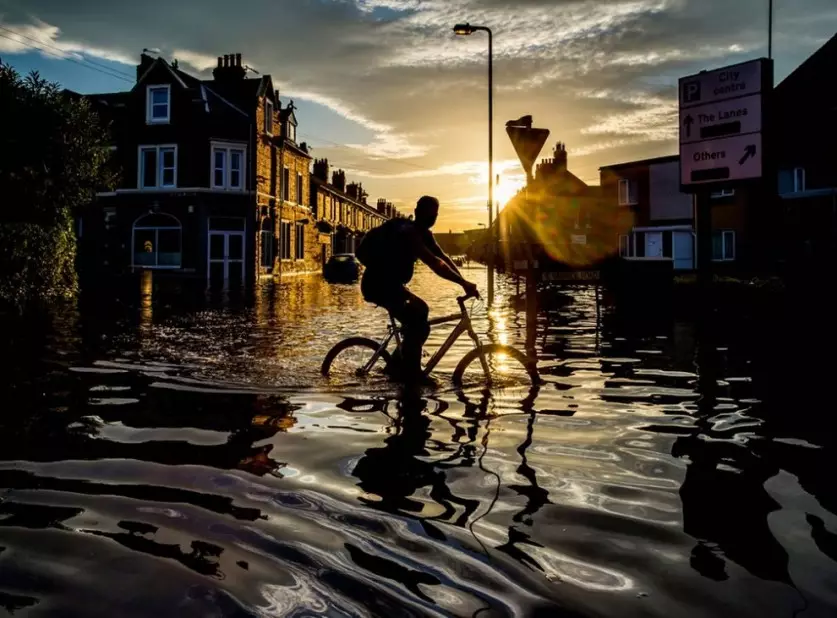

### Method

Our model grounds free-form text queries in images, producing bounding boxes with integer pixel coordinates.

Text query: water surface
[1,267,835,617]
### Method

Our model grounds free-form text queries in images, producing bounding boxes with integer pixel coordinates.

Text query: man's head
[415,196,440,229]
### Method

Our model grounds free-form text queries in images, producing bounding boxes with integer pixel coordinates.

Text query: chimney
[331,169,346,192]
[346,182,359,201]
[213,52,246,81]
[313,158,329,182]
[554,141,567,171]
[376,198,387,214]
[137,52,155,82]
[358,183,368,205]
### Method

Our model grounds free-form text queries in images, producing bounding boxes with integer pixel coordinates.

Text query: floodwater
[1,266,836,617]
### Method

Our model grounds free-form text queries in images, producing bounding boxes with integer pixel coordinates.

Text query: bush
[0,59,114,312]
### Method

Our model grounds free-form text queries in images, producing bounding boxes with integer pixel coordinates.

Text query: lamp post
[453,22,494,305]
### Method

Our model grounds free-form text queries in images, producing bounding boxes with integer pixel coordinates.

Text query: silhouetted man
[359,196,478,380]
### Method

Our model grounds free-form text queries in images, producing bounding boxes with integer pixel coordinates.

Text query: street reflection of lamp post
[453,22,494,305]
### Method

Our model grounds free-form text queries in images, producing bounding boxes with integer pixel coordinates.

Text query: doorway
[208,231,245,288]
[645,231,664,259]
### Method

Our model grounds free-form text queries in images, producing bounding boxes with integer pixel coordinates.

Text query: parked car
[323,254,361,283]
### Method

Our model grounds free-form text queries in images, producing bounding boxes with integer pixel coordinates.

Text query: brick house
[600,154,768,272]
[495,142,611,270]
[80,52,317,287]
[773,32,837,269]
[309,158,389,263]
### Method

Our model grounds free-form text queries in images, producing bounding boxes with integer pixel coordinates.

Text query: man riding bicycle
[356,196,479,381]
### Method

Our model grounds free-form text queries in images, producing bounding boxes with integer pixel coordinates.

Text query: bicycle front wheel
[321,337,392,381]
[452,344,538,388]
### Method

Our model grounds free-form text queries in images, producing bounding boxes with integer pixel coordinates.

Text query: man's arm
[412,232,476,293]
[425,233,463,277]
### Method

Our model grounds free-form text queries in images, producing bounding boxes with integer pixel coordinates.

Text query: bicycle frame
[359,296,488,378]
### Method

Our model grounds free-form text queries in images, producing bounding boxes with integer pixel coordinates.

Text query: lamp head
[453,23,475,35]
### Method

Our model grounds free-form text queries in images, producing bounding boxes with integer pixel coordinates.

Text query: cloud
[2,0,835,229]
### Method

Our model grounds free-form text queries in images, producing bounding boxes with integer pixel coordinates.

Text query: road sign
[679,94,762,144]
[506,126,550,180]
[679,58,771,191]
[680,59,764,108]
[680,134,762,186]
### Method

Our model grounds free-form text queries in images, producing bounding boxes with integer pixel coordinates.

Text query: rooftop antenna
[142,48,161,56]
[244,65,260,75]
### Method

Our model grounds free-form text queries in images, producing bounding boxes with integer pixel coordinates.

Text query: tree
[0,59,114,312]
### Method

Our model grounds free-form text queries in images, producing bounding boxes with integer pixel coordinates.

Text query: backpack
[355,219,402,267]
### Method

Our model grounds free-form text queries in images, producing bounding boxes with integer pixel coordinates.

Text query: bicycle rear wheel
[452,344,538,388]
[321,337,392,381]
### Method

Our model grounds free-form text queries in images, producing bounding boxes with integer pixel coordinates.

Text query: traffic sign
[680,133,762,186]
[680,59,764,108]
[679,94,762,144]
[679,58,771,192]
[506,126,550,180]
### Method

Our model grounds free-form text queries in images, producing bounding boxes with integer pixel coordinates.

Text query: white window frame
[132,213,182,269]
[138,144,178,189]
[210,142,247,191]
[793,167,806,193]
[264,100,274,135]
[279,220,292,260]
[295,222,305,261]
[286,121,296,143]
[618,178,637,206]
[618,234,631,257]
[710,188,735,199]
[712,230,736,262]
[146,85,171,125]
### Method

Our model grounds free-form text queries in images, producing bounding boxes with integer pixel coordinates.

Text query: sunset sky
[2,0,836,231]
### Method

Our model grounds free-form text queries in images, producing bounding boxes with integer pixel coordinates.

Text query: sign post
[679,58,773,288]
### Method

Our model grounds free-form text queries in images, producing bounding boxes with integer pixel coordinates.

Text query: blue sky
[2,0,835,230]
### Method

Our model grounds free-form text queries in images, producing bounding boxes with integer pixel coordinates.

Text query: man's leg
[386,288,430,380]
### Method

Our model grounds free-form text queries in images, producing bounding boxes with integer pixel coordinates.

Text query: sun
[495,175,525,208]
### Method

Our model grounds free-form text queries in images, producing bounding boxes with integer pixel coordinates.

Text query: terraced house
[80,52,320,287]
[309,158,391,263]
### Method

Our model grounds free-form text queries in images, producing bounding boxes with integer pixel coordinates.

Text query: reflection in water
[0,267,836,617]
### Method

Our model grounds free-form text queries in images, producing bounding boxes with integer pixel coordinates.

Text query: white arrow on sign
[679,94,762,145]
[680,133,762,186]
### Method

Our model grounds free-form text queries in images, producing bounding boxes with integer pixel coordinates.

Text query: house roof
[599,154,679,171]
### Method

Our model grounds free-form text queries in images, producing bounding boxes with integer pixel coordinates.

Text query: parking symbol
[683,80,701,104]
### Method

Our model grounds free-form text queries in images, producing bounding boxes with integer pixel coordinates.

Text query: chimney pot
[217,56,223,68]
[235,53,242,66]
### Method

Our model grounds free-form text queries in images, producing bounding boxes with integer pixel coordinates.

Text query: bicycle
[321,293,539,387]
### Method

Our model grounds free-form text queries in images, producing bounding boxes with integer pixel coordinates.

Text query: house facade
[80,52,322,287]
[773,32,837,270]
[309,159,390,261]
[495,142,616,270]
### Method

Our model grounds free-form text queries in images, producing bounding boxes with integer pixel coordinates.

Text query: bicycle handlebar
[456,290,481,307]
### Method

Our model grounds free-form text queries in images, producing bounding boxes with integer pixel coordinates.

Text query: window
[330,197,336,220]
[279,221,292,259]
[282,167,290,201]
[264,100,274,135]
[139,145,177,188]
[618,179,638,205]
[297,172,303,205]
[286,121,296,142]
[260,219,273,268]
[793,167,806,193]
[146,85,170,124]
[295,222,305,260]
[211,143,246,190]
[711,188,735,199]
[619,234,631,257]
[712,230,735,262]
[133,213,181,268]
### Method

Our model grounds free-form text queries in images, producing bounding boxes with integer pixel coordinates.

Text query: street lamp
[453,22,494,304]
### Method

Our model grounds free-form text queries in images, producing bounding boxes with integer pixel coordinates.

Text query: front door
[208,231,245,288]
[645,231,664,259]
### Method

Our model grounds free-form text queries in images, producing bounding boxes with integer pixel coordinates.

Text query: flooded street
[1,266,836,617]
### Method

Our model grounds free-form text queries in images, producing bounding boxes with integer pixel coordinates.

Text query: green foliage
[0,59,114,311]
